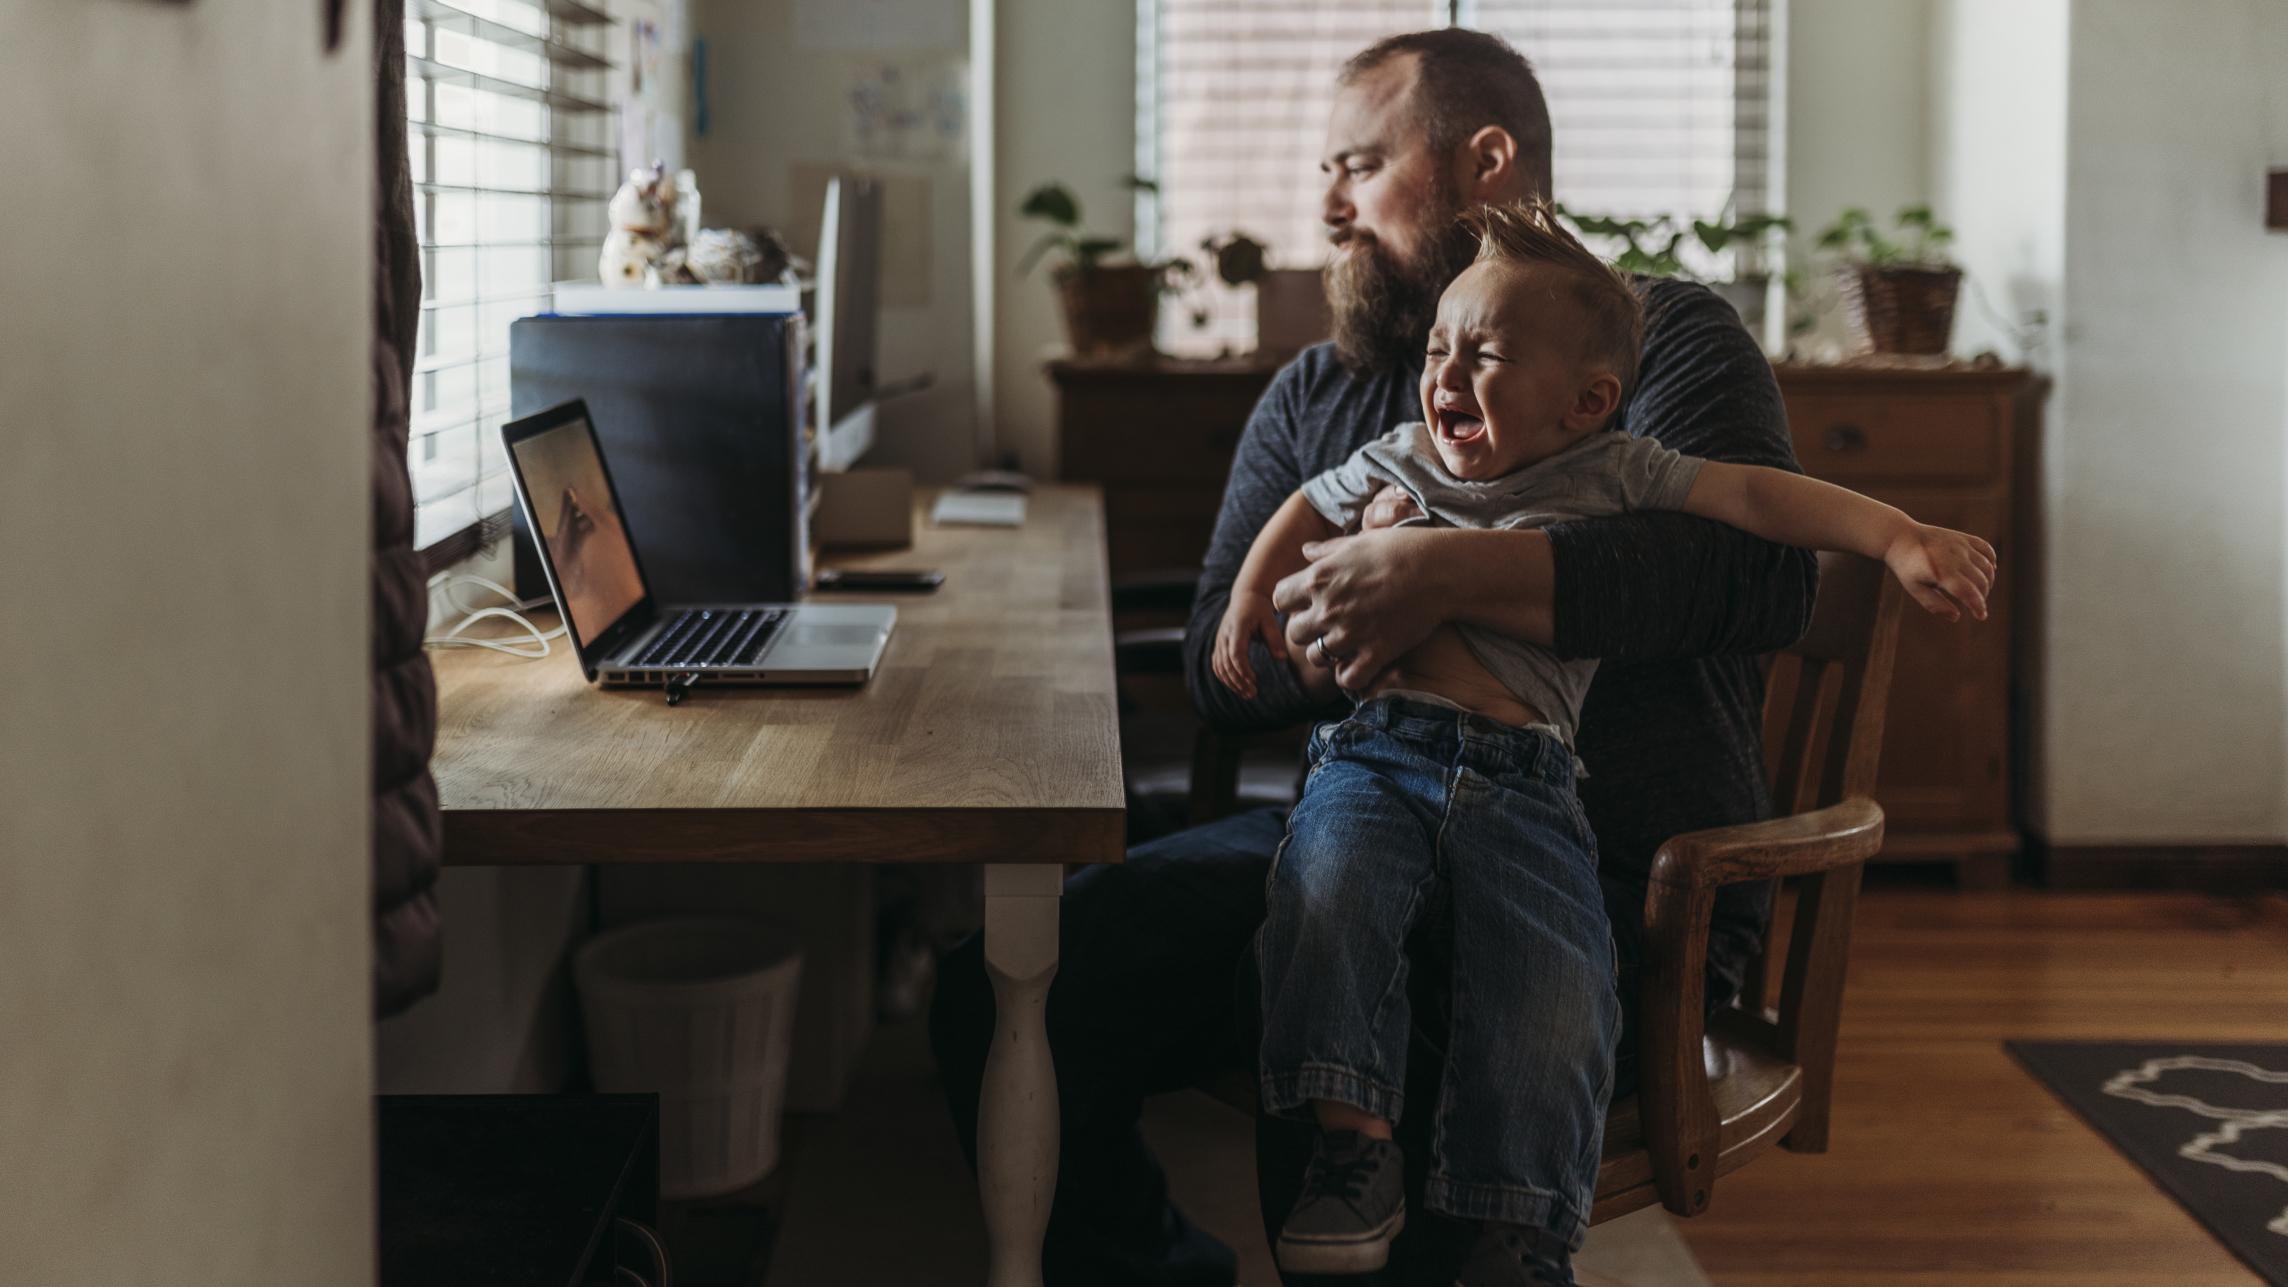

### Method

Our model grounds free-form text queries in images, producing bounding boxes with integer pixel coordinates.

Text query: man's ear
[1454,125,1521,204]
[1564,372,1624,432]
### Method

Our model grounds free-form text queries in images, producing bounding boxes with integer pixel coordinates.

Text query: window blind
[406,0,616,555]
[1466,0,1774,278]
[1139,0,1775,352]
[1139,0,1447,353]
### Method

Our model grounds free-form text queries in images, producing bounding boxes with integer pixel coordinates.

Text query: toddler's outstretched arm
[1214,491,1340,698]
[1681,463,1997,622]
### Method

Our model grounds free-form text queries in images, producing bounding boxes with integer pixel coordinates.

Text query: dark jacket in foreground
[369,0,443,1017]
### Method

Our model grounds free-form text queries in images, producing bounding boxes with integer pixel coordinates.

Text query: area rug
[2008,1040,2288,1285]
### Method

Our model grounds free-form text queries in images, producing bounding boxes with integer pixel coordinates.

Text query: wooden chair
[1593,549,1902,1222]
[1122,551,1904,1230]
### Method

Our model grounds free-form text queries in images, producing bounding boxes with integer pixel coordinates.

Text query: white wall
[1928,0,2067,367]
[0,4,374,1283]
[988,0,1137,475]
[1784,0,1934,344]
[1925,0,2288,843]
[1785,0,1934,225]
[2038,0,2288,842]
[690,0,979,482]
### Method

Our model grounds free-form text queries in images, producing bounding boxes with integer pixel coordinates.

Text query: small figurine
[598,162,684,288]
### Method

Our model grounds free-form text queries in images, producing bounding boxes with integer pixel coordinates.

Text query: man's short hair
[1341,29,1554,199]
[1463,200,1644,397]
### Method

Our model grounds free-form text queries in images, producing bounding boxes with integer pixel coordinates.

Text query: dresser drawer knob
[1824,423,1868,453]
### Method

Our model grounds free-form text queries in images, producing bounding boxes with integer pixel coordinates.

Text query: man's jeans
[928,769,1647,1286]
[1256,697,1620,1248]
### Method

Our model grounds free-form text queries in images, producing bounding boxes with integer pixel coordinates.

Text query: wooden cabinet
[1774,365,2047,887]
[1050,354,1280,580]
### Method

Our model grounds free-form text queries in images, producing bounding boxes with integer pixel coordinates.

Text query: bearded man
[932,28,1816,1287]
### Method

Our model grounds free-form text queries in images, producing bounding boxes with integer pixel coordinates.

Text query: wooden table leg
[979,864,1063,1287]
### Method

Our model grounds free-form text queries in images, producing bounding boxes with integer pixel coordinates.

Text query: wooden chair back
[1739,551,1904,1136]
[1601,550,1905,1223]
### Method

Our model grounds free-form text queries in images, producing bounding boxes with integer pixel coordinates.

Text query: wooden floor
[1676,887,2288,1286]
[740,887,2288,1285]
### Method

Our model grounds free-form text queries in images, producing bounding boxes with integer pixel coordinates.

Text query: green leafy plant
[1553,203,1793,280]
[1198,231,1268,287]
[1015,178,1192,288]
[1815,204,1956,268]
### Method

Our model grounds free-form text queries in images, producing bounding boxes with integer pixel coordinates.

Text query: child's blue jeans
[1256,695,1621,1247]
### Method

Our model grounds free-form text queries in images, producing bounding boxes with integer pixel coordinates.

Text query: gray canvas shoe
[1454,1222,1573,1286]
[1275,1130,1407,1275]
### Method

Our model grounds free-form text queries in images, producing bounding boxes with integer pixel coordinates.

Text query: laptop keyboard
[630,608,789,670]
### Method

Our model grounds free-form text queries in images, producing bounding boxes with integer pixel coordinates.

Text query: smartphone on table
[814,568,944,593]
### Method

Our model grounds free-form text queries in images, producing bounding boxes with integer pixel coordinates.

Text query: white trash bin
[574,918,804,1199]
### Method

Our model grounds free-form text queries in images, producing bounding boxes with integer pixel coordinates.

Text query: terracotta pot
[1054,264,1160,358]
[1839,264,1961,356]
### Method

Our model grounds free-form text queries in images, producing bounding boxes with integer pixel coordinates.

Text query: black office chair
[1111,570,1310,838]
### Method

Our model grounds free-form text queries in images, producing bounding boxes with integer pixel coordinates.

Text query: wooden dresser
[1773,364,2046,886]
[1049,353,2047,885]
[1050,353,1282,580]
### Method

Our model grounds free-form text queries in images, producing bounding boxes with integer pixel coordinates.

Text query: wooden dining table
[428,485,1126,1287]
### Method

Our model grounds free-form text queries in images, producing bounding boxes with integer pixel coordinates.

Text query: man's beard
[1323,180,1478,374]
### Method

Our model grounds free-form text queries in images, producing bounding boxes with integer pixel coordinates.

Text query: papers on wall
[841,58,967,164]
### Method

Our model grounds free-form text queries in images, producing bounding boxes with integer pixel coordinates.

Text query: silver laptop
[501,399,894,689]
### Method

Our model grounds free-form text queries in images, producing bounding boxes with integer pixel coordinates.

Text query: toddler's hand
[1884,524,1997,622]
[1213,591,1287,699]
[1360,484,1424,532]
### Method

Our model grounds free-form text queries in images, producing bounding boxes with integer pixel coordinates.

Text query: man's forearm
[1418,528,1559,646]
[1550,513,1818,661]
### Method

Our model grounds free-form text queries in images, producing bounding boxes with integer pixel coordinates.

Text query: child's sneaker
[1274,1129,1407,1274]
[1454,1222,1573,1286]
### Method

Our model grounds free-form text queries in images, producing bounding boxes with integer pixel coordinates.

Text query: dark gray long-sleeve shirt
[1184,278,1818,1005]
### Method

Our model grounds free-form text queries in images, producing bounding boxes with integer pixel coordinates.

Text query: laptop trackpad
[787,624,888,647]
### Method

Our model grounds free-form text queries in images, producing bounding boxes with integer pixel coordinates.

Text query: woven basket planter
[1054,264,1160,358]
[1838,264,1961,356]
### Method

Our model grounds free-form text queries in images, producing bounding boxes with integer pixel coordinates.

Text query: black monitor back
[509,313,807,605]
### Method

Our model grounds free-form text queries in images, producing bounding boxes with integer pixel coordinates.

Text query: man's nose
[1321,177,1352,231]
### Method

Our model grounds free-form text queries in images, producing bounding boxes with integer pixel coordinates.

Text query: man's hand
[1271,526,1447,691]
[1212,590,1288,699]
[1360,483,1424,532]
[1883,523,1997,622]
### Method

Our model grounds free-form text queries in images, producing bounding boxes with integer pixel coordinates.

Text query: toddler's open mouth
[1434,406,1487,444]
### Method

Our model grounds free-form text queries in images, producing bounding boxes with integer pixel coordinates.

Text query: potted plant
[1017,179,1190,358]
[1815,204,1960,356]
[1554,204,1793,329]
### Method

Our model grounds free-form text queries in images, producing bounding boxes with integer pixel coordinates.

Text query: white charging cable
[423,574,565,660]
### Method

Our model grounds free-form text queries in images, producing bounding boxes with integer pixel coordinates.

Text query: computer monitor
[814,174,881,470]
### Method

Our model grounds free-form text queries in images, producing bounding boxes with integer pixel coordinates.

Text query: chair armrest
[1111,569,1202,617]
[1647,798,1886,893]
[1633,798,1885,1218]
[1114,626,1187,678]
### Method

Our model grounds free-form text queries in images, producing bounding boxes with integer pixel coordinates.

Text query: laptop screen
[504,413,647,649]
